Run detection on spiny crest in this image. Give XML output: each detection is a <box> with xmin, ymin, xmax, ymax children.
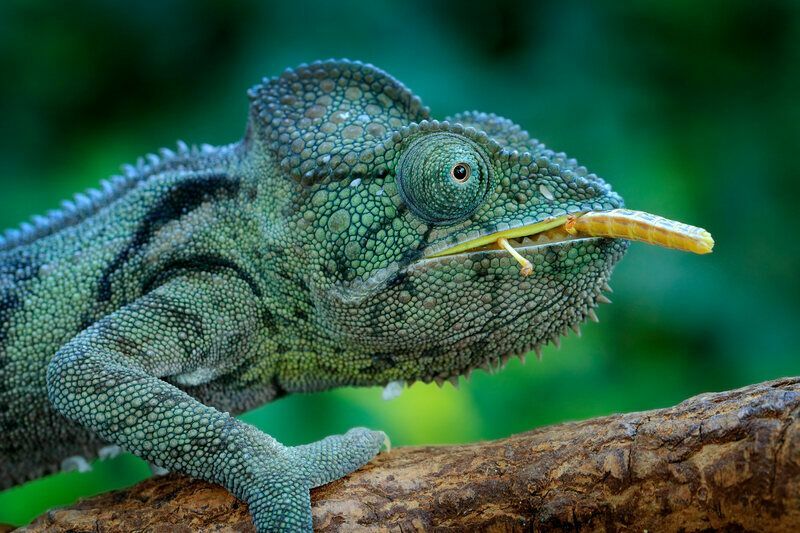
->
<box><xmin>384</xmin><ymin>115</ymin><xmax>610</xmax><ymax>196</ymax></box>
<box><xmin>446</xmin><ymin>111</ymin><xmax>544</xmax><ymax>154</ymax></box>
<box><xmin>445</xmin><ymin>111</ymin><xmax>602</xmax><ymax>185</ymax></box>
<box><xmin>246</xmin><ymin>60</ymin><xmax>604</xmax><ymax>192</ymax></box>
<box><xmin>0</xmin><ymin>141</ymin><xmax>210</xmax><ymax>252</ymax></box>
<box><xmin>247</xmin><ymin>59</ymin><xmax>429</xmax><ymax>184</ymax></box>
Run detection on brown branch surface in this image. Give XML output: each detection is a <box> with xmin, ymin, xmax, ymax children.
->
<box><xmin>17</xmin><ymin>377</ymin><xmax>800</xmax><ymax>532</ymax></box>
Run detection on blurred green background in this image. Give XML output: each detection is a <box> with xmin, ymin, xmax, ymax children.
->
<box><xmin>1</xmin><ymin>0</ymin><xmax>798</xmax><ymax>525</ymax></box>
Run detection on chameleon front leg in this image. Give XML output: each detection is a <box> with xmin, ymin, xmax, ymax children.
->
<box><xmin>46</xmin><ymin>272</ymin><xmax>384</xmax><ymax>532</ymax></box>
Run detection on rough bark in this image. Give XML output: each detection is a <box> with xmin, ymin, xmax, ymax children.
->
<box><xmin>16</xmin><ymin>377</ymin><xmax>800</xmax><ymax>532</ymax></box>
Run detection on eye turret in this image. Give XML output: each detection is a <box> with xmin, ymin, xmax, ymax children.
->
<box><xmin>396</xmin><ymin>133</ymin><xmax>491</xmax><ymax>224</ymax></box>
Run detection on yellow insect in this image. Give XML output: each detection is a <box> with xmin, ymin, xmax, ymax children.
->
<box><xmin>564</xmin><ymin>209</ymin><xmax>714</xmax><ymax>255</ymax></box>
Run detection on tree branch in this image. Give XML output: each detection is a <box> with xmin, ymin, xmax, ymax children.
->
<box><xmin>18</xmin><ymin>377</ymin><xmax>800</xmax><ymax>532</ymax></box>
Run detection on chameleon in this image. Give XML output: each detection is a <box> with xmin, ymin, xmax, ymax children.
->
<box><xmin>0</xmin><ymin>60</ymin><xmax>713</xmax><ymax>531</ymax></box>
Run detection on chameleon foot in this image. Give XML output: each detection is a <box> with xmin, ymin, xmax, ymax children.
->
<box><xmin>245</xmin><ymin>427</ymin><xmax>386</xmax><ymax>532</ymax></box>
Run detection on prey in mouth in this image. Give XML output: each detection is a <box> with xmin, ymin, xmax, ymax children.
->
<box><xmin>428</xmin><ymin>209</ymin><xmax>714</xmax><ymax>276</ymax></box>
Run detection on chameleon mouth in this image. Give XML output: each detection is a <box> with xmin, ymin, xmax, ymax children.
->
<box><xmin>426</xmin><ymin>209</ymin><xmax>715</xmax><ymax>276</ymax></box>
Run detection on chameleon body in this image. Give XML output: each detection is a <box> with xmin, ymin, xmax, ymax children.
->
<box><xmin>1</xmin><ymin>60</ymin><xmax>647</xmax><ymax>531</ymax></box>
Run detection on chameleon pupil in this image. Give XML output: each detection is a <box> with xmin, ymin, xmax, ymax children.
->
<box><xmin>451</xmin><ymin>163</ymin><xmax>470</xmax><ymax>182</ymax></box>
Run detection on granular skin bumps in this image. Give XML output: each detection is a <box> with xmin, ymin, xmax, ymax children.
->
<box><xmin>0</xmin><ymin>60</ymin><xmax>626</xmax><ymax>532</ymax></box>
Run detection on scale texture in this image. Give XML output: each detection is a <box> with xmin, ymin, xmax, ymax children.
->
<box><xmin>1</xmin><ymin>60</ymin><xmax>627</xmax><ymax>531</ymax></box>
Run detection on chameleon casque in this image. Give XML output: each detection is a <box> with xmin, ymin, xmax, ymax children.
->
<box><xmin>0</xmin><ymin>60</ymin><xmax>713</xmax><ymax>531</ymax></box>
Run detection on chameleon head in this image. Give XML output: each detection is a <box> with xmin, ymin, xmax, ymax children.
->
<box><xmin>249</xmin><ymin>61</ymin><xmax>712</xmax><ymax>386</ymax></box>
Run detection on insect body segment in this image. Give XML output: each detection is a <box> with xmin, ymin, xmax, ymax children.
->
<box><xmin>565</xmin><ymin>209</ymin><xmax>714</xmax><ymax>255</ymax></box>
<box><xmin>497</xmin><ymin>237</ymin><xmax>533</xmax><ymax>276</ymax></box>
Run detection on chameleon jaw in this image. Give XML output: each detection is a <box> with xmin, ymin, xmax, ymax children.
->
<box><xmin>423</xmin><ymin>214</ymin><xmax>583</xmax><ymax>276</ymax></box>
<box><xmin>425</xmin><ymin>209</ymin><xmax>715</xmax><ymax>277</ymax></box>
<box><xmin>426</xmin><ymin>215</ymin><xmax>574</xmax><ymax>259</ymax></box>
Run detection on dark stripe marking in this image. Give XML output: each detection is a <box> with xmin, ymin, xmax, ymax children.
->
<box><xmin>98</xmin><ymin>174</ymin><xmax>240</xmax><ymax>302</ymax></box>
<box><xmin>141</xmin><ymin>254</ymin><xmax>262</xmax><ymax>299</ymax></box>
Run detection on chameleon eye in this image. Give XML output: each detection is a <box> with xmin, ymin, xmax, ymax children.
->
<box><xmin>397</xmin><ymin>133</ymin><xmax>491</xmax><ymax>224</ymax></box>
<box><xmin>450</xmin><ymin>163</ymin><xmax>470</xmax><ymax>183</ymax></box>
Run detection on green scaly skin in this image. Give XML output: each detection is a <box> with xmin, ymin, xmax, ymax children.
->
<box><xmin>0</xmin><ymin>60</ymin><xmax>626</xmax><ymax>531</ymax></box>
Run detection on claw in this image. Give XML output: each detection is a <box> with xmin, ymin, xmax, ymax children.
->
<box><xmin>381</xmin><ymin>380</ymin><xmax>404</xmax><ymax>401</ymax></box>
